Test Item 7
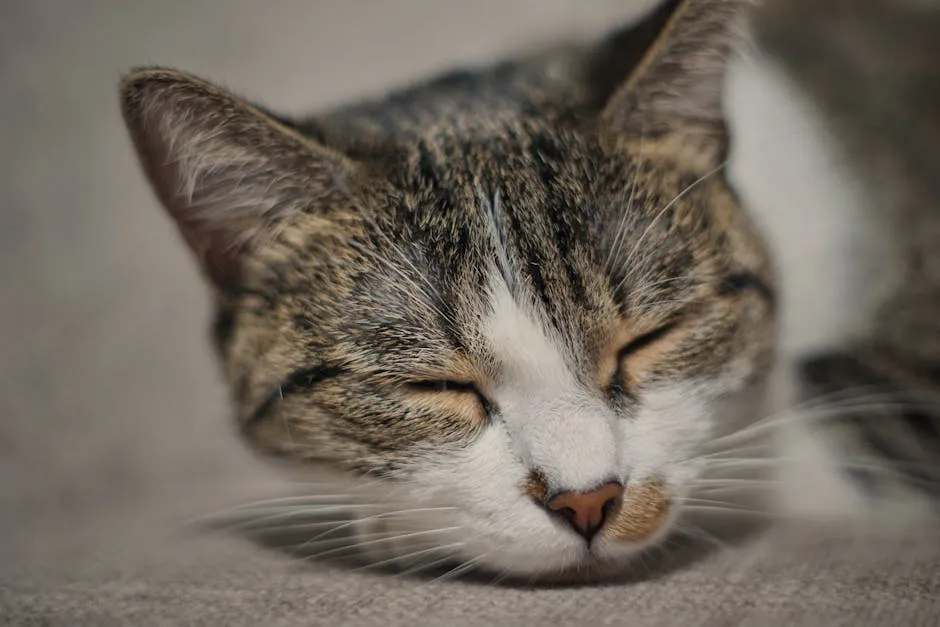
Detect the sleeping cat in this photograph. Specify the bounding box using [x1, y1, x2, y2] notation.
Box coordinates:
[119, 0, 939, 582]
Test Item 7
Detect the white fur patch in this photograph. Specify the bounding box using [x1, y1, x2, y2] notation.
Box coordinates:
[482, 274, 619, 490]
[623, 385, 712, 487]
[725, 52, 876, 360]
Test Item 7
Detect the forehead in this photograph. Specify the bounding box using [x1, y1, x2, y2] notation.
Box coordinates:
[377, 125, 619, 366]
[325, 123, 729, 379]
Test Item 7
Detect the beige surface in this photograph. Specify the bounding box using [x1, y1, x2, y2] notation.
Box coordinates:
[2, 1, 939, 625]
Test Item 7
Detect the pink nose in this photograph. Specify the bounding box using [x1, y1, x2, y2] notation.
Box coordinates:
[544, 482, 623, 542]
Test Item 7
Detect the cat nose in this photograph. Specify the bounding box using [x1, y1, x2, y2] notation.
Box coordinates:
[545, 482, 623, 542]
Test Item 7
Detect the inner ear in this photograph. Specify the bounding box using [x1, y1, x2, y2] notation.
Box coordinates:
[120, 68, 358, 288]
[601, 0, 746, 143]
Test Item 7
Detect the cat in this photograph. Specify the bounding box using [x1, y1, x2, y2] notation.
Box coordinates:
[118, 0, 939, 583]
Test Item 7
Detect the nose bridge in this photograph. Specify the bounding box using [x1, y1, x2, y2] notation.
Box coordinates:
[481, 280, 619, 489]
[505, 388, 620, 490]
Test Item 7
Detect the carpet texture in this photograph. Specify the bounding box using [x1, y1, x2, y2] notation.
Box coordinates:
[2, 1, 938, 625]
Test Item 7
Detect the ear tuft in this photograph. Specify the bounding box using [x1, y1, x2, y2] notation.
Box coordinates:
[120, 68, 355, 287]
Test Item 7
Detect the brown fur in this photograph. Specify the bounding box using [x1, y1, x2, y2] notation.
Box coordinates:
[523, 469, 550, 503]
[606, 479, 672, 542]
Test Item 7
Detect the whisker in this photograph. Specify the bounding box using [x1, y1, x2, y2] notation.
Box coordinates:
[694, 443, 773, 461]
[673, 522, 731, 550]
[605, 130, 644, 272]
[430, 554, 487, 583]
[200, 479, 362, 490]
[680, 504, 770, 517]
[300, 527, 461, 563]
[187, 479, 393, 518]
[488, 566, 514, 587]
[288, 528, 421, 553]
[397, 549, 466, 577]
[197, 504, 456, 535]
[654, 535, 686, 574]
[194, 503, 391, 530]
[701, 457, 787, 468]
[708, 397, 940, 449]
[399, 554, 461, 578]
[201, 494, 358, 512]
[689, 477, 784, 491]
[700, 455, 940, 489]
[190, 495, 362, 523]
[674, 496, 758, 508]
[620, 161, 727, 286]
[689, 477, 776, 488]
[350, 542, 465, 575]
[298, 507, 458, 545]
[236, 519, 354, 534]
[189, 508, 346, 532]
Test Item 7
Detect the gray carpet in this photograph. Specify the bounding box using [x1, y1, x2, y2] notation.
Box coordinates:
[2, 1, 939, 625]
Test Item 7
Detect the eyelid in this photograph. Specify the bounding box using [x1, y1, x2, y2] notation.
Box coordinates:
[406, 380, 479, 393]
[616, 319, 680, 360]
[405, 380, 494, 415]
[245, 365, 344, 425]
[609, 320, 681, 401]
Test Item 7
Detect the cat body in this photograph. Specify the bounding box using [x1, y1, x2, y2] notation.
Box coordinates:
[729, 0, 940, 518]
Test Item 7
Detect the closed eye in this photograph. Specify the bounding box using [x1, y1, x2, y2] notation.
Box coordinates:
[407, 380, 477, 393]
[406, 380, 494, 414]
[609, 321, 679, 398]
[617, 321, 678, 359]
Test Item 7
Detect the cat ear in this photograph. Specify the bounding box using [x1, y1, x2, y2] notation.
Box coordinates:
[601, 0, 745, 143]
[120, 68, 357, 288]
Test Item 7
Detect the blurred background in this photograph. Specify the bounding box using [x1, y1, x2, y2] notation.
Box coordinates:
[0, 0, 661, 578]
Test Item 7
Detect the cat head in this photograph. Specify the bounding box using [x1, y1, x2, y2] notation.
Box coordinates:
[120, 0, 774, 580]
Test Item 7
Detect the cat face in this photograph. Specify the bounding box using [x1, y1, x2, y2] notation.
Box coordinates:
[121, 0, 773, 580]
